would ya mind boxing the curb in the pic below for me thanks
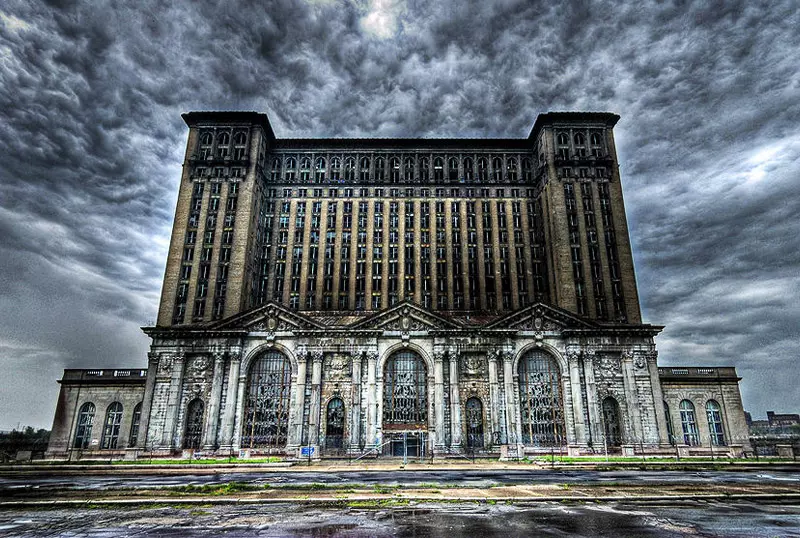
[2,493,800,508]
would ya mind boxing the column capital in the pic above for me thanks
[228,348,243,363]
[212,351,226,363]
[433,350,445,363]
[147,351,160,364]
[366,351,379,363]
[311,350,324,363]
[173,351,186,363]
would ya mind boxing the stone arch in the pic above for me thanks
[517,348,566,447]
[240,342,299,380]
[378,342,434,381]
[512,342,568,376]
[382,348,429,427]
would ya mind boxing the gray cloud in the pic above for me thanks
[0,0,798,428]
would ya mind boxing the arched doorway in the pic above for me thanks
[465,397,484,449]
[602,397,622,447]
[383,350,428,457]
[325,398,345,453]
[183,398,204,449]
[518,350,565,447]
[242,350,292,449]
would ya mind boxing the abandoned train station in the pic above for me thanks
[46,111,751,460]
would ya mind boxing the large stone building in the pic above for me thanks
[47,111,750,459]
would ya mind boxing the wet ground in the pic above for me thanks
[0,500,799,537]
[2,468,799,492]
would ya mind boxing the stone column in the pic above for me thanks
[287,351,308,448]
[433,351,446,452]
[646,350,670,445]
[502,352,518,445]
[231,374,247,450]
[349,351,362,451]
[567,349,586,445]
[621,350,644,444]
[218,350,241,451]
[136,351,160,449]
[161,352,185,450]
[308,351,324,446]
[202,351,226,450]
[449,350,462,448]
[488,352,501,445]
[582,351,600,446]
[365,352,378,448]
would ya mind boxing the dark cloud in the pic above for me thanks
[0,0,798,428]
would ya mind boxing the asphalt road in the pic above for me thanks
[1,468,799,492]
[0,500,799,537]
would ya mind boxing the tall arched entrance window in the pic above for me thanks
[325,398,345,451]
[183,398,205,449]
[242,351,292,449]
[465,397,484,449]
[73,402,95,449]
[602,397,622,447]
[706,400,726,446]
[101,402,123,449]
[128,402,142,448]
[383,351,428,427]
[518,350,565,446]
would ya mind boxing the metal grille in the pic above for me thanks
[183,398,205,449]
[100,402,123,449]
[383,351,427,426]
[73,402,95,449]
[242,351,292,448]
[465,397,484,448]
[325,397,345,450]
[519,351,565,446]
[602,397,621,447]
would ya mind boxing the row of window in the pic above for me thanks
[197,131,248,160]
[664,399,726,446]
[73,401,142,450]
[267,154,536,184]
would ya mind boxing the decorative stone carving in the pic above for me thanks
[189,356,210,378]
[433,350,446,363]
[633,353,647,370]
[325,353,351,380]
[595,354,622,382]
[461,354,487,377]
[147,351,160,364]
[157,354,173,375]
[311,350,324,363]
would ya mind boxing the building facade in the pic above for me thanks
[47,111,751,459]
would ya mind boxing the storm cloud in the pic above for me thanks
[0,0,798,428]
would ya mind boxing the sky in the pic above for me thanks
[0,0,798,430]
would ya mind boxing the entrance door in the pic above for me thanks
[389,432,424,458]
[325,398,345,453]
[465,397,484,449]
[602,397,622,447]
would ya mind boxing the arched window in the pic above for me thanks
[330,157,341,169]
[216,132,230,158]
[383,351,427,426]
[557,133,569,145]
[360,157,370,182]
[199,133,213,159]
[465,397,484,448]
[128,402,142,448]
[345,157,356,181]
[664,401,676,445]
[519,350,564,446]
[419,157,430,182]
[522,158,532,182]
[300,157,312,169]
[507,157,518,181]
[433,157,444,181]
[375,157,385,182]
[285,157,297,169]
[360,156,370,169]
[463,157,474,181]
[233,132,247,159]
[574,133,585,146]
[242,351,292,448]
[706,400,725,446]
[679,399,700,445]
[477,157,488,181]
[73,402,95,449]
[183,398,205,449]
[492,157,503,182]
[448,157,459,182]
[270,158,282,181]
[325,397,345,449]
[602,397,622,446]
[315,157,326,170]
[315,157,326,183]
[590,132,602,146]
[404,157,415,181]
[100,402,123,449]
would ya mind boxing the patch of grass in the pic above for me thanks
[169,481,268,495]
[372,484,399,495]
[346,498,410,508]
